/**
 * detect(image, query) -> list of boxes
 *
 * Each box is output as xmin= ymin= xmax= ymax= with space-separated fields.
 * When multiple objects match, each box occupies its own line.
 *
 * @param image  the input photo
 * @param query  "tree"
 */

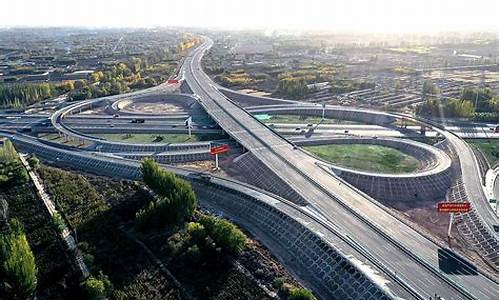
xmin=0 ymin=219 xmax=37 ymax=300
xmin=91 ymin=71 xmax=104 ymax=83
xmin=57 ymin=80 xmax=75 ymax=93
xmin=0 ymin=140 xmax=28 ymax=186
xmin=421 ymin=80 xmax=439 ymax=100
xmin=0 ymin=140 xmax=18 ymax=162
xmin=488 ymin=96 xmax=499 ymax=112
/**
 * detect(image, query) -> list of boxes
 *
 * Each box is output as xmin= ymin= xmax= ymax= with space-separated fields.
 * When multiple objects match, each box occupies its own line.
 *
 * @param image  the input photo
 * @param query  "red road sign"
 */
xmin=210 ymin=144 xmax=229 ymax=155
xmin=437 ymin=202 xmax=471 ymax=213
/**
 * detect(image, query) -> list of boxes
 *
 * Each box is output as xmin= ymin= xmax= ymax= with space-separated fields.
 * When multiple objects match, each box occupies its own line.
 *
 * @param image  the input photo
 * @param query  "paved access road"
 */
xmin=182 ymin=37 xmax=498 ymax=300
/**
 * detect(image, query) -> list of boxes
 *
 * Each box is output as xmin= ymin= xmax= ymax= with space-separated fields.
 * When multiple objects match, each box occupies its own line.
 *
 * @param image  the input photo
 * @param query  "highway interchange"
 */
xmin=1 ymin=37 xmax=498 ymax=299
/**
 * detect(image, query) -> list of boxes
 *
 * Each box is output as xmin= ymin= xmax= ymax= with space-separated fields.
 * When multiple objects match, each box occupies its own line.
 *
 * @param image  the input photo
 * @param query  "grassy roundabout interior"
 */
xmin=304 ymin=144 xmax=421 ymax=173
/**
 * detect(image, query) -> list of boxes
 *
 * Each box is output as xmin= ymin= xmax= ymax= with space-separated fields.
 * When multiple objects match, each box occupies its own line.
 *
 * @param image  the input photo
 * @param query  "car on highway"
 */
xmin=131 ymin=118 xmax=145 ymax=123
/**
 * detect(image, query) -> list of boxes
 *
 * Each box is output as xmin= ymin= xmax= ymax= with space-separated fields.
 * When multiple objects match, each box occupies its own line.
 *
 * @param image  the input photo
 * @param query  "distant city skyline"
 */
xmin=2 ymin=0 xmax=499 ymax=33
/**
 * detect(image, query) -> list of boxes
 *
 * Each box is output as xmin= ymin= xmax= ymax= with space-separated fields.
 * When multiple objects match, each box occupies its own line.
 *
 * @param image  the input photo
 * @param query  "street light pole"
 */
xmin=186 ymin=116 xmax=192 ymax=137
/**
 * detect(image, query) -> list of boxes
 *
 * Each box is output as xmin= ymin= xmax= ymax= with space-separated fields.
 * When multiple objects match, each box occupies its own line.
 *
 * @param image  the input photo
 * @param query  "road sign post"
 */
xmin=447 ymin=213 xmax=454 ymax=245
xmin=437 ymin=202 xmax=471 ymax=247
xmin=209 ymin=143 xmax=229 ymax=171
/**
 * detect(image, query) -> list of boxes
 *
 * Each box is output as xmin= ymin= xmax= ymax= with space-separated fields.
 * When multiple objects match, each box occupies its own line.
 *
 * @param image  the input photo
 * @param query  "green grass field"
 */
xmin=93 ymin=133 xmax=226 ymax=144
xmin=304 ymin=144 xmax=421 ymax=173
xmin=466 ymin=139 xmax=499 ymax=166
xmin=256 ymin=114 xmax=359 ymax=125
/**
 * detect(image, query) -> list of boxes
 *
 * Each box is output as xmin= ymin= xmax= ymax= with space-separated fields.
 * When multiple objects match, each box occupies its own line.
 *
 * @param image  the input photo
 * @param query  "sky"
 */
xmin=1 ymin=0 xmax=498 ymax=33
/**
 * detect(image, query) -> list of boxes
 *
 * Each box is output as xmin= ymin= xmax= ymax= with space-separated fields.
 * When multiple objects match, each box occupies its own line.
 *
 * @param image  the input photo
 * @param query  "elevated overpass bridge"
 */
xmin=181 ymin=37 xmax=498 ymax=300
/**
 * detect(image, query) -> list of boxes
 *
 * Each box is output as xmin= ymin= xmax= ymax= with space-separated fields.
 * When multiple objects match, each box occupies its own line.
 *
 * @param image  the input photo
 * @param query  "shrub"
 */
xmin=273 ymin=277 xmax=285 ymax=290
xmin=51 ymin=212 xmax=66 ymax=234
xmin=84 ymin=272 xmax=113 ymax=300
xmin=185 ymin=244 xmax=202 ymax=263
xmin=27 ymin=155 xmax=40 ymax=170
xmin=186 ymin=221 xmax=206 ymax=244
xmin=165 ymin=218 xmax=245 ymax=264
xmin=288 ymin=287 xmax=316 ymax=300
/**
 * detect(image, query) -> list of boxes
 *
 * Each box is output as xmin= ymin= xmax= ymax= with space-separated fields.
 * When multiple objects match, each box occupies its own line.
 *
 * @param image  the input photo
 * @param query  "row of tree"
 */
xmin=417 ymin=84 xmax=498 ymax=119
xmin=0 ymin=81 xmax=74 ymax=108
xmin=136 ymin=158 xmax=197 ymax=228
xmin=416 ymin=98 xmax=475 ymax=118
xmin=460 ymin=87 xmax=498 ymax=113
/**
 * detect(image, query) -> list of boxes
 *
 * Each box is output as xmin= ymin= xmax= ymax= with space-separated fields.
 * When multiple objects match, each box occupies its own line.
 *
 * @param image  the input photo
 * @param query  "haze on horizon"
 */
xmin=2 ymin=0 xmax=499 ymax=33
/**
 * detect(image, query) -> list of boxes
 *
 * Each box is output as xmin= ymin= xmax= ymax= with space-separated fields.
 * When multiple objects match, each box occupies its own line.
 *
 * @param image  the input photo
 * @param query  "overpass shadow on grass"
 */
xmin=438 ymin=248 xmax=478 ymax=275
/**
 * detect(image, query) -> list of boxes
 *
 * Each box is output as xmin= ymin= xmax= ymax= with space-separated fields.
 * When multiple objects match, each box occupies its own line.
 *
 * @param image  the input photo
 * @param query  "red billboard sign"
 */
xmin=437 ymin=202 xmax=471 ymax=213
xmin=210 ymin=144 xmax=229 ymax=155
